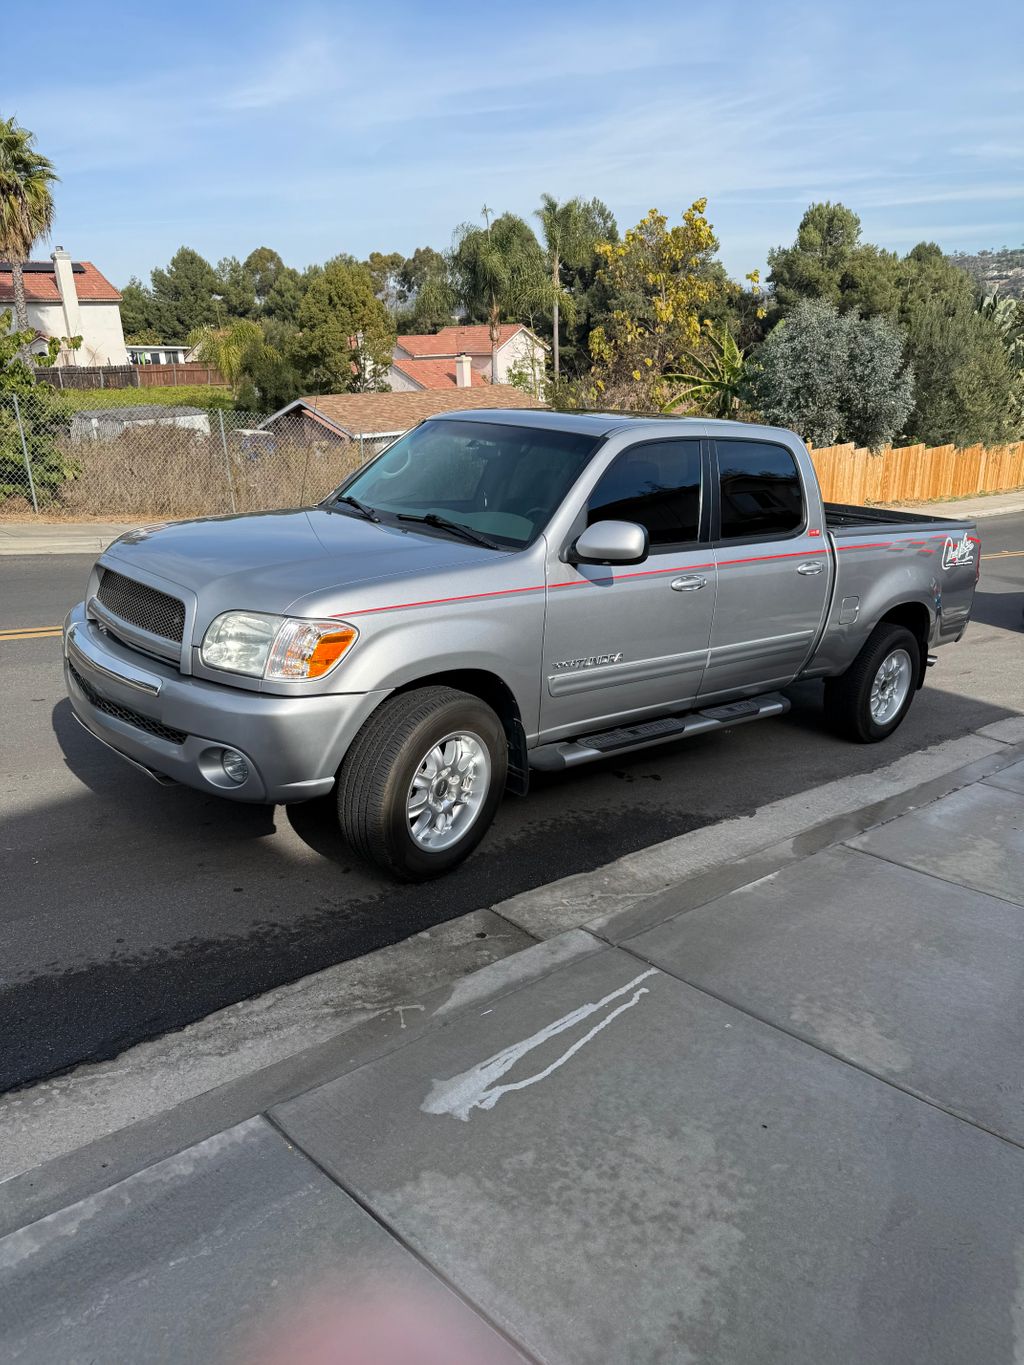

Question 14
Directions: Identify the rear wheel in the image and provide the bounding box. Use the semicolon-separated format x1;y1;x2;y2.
336;686;507;880
824;623;920;743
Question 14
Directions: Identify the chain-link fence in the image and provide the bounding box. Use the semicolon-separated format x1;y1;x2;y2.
0;392;400;520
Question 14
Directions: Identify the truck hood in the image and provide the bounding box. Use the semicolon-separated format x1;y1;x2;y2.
100;508;495;619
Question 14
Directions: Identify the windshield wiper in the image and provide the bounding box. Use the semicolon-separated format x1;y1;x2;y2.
333;494;380;522
397;512;500;549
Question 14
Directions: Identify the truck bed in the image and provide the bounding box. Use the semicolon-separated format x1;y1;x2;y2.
824;502;970;532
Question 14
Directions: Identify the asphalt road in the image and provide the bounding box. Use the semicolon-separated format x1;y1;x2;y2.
1;515;1022;1091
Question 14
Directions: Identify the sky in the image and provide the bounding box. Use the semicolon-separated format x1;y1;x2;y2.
8;0;1023;288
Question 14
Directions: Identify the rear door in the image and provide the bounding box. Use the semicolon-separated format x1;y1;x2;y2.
539;437;717;742
699;436;831;702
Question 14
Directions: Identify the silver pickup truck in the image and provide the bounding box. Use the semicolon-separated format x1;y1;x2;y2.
64;410;979;879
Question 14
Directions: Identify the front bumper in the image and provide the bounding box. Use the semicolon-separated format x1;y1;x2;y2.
62;603;389;803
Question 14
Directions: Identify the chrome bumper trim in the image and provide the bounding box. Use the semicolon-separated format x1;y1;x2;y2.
65;621;163;697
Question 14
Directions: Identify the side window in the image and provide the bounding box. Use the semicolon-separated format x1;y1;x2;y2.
717;440;803;540
588;440;702;548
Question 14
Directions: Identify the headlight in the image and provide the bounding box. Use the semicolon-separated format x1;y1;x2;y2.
201;612;358;680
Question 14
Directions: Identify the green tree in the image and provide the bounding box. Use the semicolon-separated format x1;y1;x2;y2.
214;256;257;320
244;247;286;312
293;257;395;392
767;203;899;318
0;311;74;502
364;250;405;315
534;194;611;378
897;243;1017;444
749;299;914;451
147;247;220;340
119;276;162;342
189;318;299;410
0;117;58;348
451;211;551;377
263;264;308;326
396;247;452;332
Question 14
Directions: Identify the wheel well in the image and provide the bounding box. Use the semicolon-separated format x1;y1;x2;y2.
879;602;930;686
391;670;530;794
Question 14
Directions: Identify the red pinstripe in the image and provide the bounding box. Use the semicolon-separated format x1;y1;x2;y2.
331;532;937;619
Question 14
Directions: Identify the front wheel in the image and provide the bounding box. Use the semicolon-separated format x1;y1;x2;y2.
824;623;920;743
336;686;507;880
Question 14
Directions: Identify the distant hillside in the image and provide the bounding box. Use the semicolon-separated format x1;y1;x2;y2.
949;246;1024;299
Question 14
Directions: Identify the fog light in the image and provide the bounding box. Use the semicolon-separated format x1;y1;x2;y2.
221;748;250;785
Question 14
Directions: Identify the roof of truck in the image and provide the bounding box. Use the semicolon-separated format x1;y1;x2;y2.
434;408;800;444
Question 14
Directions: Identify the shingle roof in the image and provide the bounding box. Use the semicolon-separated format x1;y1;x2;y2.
389;356;486;389
271;386;544;437
0;260;121;304
394;323;527;358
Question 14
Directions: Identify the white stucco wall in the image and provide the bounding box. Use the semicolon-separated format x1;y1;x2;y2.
494;329;545;386
7;298;129;367
387;364;421;392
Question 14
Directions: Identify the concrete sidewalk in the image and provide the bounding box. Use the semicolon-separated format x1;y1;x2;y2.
1;487;1021;555
3;721;1024;1363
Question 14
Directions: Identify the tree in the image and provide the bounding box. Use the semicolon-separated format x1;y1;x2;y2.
188;318;299;410
583;202;720;410
214;256;257;320
0;117;58;347
364;251;405;316
451;212;551;377
147;247;220;340
244;247;286;312
0;311;74;502
119;277;162;342
749;299;914;451
664;325;749;417
767;203;899;318
293;257;395;393
396;247;453;332
897;244;1018;445
534;195;611;378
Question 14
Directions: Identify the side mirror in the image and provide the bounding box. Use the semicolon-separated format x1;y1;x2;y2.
570;519;649;566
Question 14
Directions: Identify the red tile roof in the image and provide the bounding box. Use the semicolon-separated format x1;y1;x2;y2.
390;356;486;389
395;323;526;358
0;260;122;304
268;386;545;437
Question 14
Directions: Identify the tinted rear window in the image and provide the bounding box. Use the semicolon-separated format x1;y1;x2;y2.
717;440;803;539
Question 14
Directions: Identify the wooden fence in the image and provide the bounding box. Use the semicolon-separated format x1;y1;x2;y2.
33;363;226;390
809;440;1024;505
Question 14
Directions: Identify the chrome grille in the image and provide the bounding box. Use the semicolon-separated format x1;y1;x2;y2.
69;663;187;745
96;569;185;643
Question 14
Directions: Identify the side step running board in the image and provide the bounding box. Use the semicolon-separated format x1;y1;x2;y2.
529;694;790;772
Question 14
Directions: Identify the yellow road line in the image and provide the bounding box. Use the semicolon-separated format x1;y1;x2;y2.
983;549;1024;559
0;626;63;640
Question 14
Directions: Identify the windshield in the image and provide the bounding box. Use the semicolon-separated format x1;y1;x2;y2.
331;419;601;549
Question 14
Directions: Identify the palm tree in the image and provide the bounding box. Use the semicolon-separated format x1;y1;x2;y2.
0;117;59;340
534;194;605;379
451;213;552;381
663;325;749;417
188;319;263;390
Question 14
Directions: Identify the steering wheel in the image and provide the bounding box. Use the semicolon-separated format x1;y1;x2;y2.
525;506;548;523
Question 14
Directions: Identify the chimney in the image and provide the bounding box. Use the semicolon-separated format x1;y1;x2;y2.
455;352;472;388
51;247;82;343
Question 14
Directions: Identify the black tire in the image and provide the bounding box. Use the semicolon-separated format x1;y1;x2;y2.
824;623;921;743
336;686;507;880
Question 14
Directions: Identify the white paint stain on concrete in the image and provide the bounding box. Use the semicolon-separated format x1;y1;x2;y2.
422;969;658;1121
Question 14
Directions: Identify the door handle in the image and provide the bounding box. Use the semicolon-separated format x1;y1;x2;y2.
671;575;706;591
796;561;825;575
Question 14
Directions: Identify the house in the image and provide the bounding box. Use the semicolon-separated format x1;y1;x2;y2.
260;386;545;447
0;249;129;366
70;405;211;443
389;323;545;391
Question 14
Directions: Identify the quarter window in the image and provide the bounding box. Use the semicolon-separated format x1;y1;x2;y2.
588;440;702;548
717;440;803;539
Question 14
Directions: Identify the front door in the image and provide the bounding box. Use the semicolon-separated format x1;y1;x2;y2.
539;438;717;743
699;436;831;702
